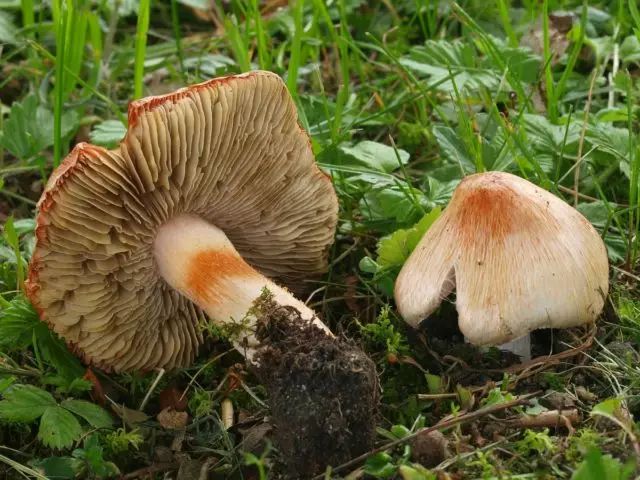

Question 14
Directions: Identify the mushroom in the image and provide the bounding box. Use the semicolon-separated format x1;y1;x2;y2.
25;70;339;372
393;171;609;361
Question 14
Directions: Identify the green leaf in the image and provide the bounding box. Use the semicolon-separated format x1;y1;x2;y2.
0;385;56;422
29;456;83;479
339;140;410;173
398;465;436;480
377;207;442;268
89;120;127;148
364;451;397;478
481;387;514;407
0;10;18;44
591;397;622;417
432;126;475;173
0;377;15;394
61;399;113;429
358;256;380;274
38;406;83;450
0;94;79;160
34;323;85;380
576;201;610;228
183;54;236;77
456;384;473;409
425;373;442;394
524;398;548;416
571;448;636;480
390;424;411;438
12;218;36;235
361;186;430;227
0;295;40;347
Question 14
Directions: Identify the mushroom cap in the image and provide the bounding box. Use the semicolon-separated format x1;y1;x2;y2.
25;70;339;372
394;171;609;346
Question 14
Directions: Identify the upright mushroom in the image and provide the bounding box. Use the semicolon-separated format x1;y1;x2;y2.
393;171;609;361
25;70;339;372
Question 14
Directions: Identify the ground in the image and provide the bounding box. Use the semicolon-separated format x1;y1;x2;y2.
1;0;640;479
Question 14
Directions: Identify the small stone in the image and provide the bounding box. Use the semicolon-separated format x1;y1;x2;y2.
410;430;449;468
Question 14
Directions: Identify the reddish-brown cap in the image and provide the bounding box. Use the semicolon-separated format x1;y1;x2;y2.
394;171;609;346
25;71;338;372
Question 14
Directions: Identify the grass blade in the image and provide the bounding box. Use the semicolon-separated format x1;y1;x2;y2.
134;0;151;99
53;0;67;167
170;0;186;81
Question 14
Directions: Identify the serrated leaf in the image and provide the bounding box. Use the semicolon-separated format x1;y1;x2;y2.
38;406;83;449
0;295;40;346
0;385;56;422
0;94;79;160
89;120;127;148
339;141;410;173
377;207;442;268
61;399;113;429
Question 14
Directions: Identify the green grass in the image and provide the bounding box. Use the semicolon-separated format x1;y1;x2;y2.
1;0;640;478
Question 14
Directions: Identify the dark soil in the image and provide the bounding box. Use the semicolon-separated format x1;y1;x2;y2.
251;291;380;478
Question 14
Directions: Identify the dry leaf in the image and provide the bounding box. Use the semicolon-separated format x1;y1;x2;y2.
160;386;188;412
83;369;106;406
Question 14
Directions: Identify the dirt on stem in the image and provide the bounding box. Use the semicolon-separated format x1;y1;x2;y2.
251;290;380;478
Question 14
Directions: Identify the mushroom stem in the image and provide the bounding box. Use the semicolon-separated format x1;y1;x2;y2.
154;214;333;360
497;335;532;361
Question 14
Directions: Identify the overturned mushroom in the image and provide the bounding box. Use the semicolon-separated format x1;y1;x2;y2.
25;70;339;372
26;71;379;476
394;171;609;361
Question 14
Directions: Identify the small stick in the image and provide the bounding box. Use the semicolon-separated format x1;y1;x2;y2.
121;462;180;479
312;392;540;479
511;409;580;433
139;368;165;411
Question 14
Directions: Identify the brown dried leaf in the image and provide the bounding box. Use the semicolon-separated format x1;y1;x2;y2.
160;386;188;412
83;368;106;406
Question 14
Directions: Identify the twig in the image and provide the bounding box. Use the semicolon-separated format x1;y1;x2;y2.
120;462;180;479
510;409;580;434
612;265;640;283
312;392;540;479
574;71;598;206
139;368;165;411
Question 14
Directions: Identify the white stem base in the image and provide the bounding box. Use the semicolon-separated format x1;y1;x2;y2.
153;214;333;362
497;334;531;362
464;334;531;362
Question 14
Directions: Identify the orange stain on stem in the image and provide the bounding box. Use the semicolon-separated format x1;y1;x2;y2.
186;249;257;306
